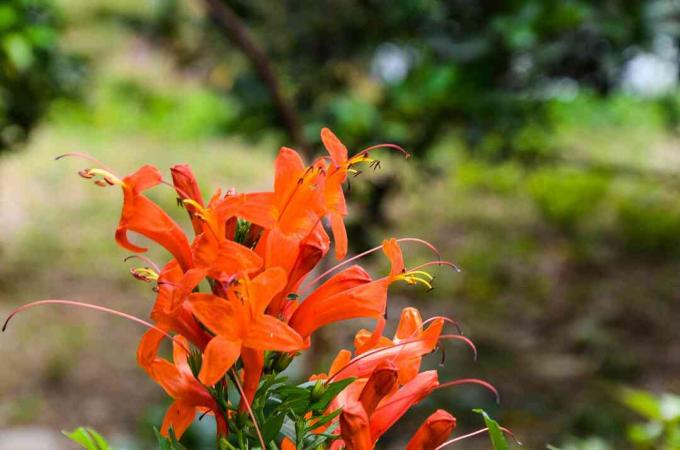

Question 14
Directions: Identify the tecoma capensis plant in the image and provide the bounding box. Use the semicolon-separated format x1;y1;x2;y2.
4;129;518;450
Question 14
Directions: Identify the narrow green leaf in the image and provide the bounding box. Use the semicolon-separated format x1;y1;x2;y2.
154;427;187;450
62;427;110;450
305;409;342;432
261;413;286;443
620;388;662;420
310;378;355;412
474;409;509;450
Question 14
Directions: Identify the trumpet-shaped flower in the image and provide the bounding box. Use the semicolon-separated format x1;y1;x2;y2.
189;268;305;385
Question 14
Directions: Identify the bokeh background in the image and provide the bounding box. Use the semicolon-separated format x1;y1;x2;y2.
1;1;680;449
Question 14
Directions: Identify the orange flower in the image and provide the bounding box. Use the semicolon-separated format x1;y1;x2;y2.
248;147;327;274
144;336;224;439
189;268;305;385
170;163;205;235
320;128;410;260
136;262;210;365
326;317;443;383
266;222;330;319
355;307;436;384
333;368;441;449
369;370;440;440
93;165;194;271
406;410;457;450
288;238;422;339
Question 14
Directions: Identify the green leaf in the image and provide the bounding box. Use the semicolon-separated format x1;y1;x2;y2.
261;413;286;443
474;409;509;450
309;378;355;412
305;408;342;432
62;427;111;450
154;427;187;450
620;388;662;420
3;33;34;71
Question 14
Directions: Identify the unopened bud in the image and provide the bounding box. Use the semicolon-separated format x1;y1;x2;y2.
311;380;326;402
273;352;294;372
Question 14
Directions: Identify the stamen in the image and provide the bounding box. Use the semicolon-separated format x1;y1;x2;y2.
182;198;206;214
437;378;500;404
397;273;434;290
130;267;159;283
124;255;161;274
229;368;265;450
434;426;521;449
327;336;433;383
79;168;123;187
422;316;463;335
2;299;187;352
439;334;477;361
353;143;411;160
409;260;461;273
55;152;117;174
299;237;441;295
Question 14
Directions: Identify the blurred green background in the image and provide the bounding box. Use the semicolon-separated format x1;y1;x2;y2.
1;0;680;449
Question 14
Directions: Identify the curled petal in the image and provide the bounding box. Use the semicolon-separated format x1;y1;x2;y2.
340;400;373;450
359;360;398;415
406;410;456;450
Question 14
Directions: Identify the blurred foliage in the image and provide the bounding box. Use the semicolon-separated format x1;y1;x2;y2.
0;0;82;151
622;389;680;450
131;0;680;156
2;1;680;449
554;389;680;450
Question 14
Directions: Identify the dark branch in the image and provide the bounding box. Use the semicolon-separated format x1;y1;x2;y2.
200;0;311;158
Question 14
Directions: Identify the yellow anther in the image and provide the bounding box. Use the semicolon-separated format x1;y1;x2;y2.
181;199;210;220
182;198;204;212
87;168;123;186
130;267;159;283
395;270;434;290
348;154;375;166
405;270;434;280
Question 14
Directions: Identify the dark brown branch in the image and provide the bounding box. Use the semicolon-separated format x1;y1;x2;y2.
200;0;311;157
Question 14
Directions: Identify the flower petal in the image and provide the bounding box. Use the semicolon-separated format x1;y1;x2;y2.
161;401;196;439
199;336;242;385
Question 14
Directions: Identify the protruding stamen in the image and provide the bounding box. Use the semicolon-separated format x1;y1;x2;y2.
439;334;477;361
77;168;123;187
410;260;461;273
1;299;187;352
326;336;433;383
299;237;441;295
437;378;500;404
395;270;435;290
354;143;411;160
124;255;161;274
422;316;463;335
434;426;521;449
56;152;116;173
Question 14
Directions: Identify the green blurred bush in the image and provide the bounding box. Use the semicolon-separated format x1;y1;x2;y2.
0;0;82;151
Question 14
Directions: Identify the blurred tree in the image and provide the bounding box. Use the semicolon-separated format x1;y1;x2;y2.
147;0;671;159
0;0;82;151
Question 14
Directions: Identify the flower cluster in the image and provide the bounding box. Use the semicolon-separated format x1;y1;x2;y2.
4;129;510;450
